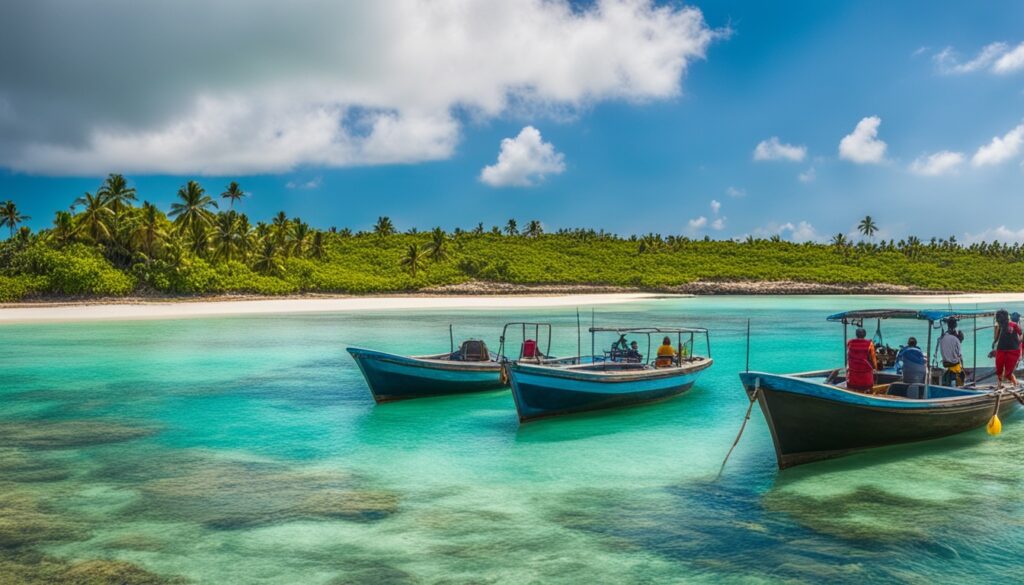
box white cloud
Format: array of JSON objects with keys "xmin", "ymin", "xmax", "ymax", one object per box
[
  {"xmin": 753, "ymin": 137, "xmax": 806, "ymax": 162},
  {"xmin": 753, "ymin": 221, "xmax": 822, "ymax": 242},
  {"xmin": 286, "ymin": 176, "xmax": 323, "ymax": 190},
  {"xmin": 725, "ymin": 186, "xmax": 745, "ymax": 198},
  {"xmin": 839, "ymin": 116, "xmax": 887, "ymax": 164},
  {"xmin": 798, "ymin": 167, "xmax": 816, "ymax": 183},
  {"xmin": 689, "ymin": 199, "xmax": 724, "ymax": 233},
  {"xmin": 994, "ymin": 42, "xmax": 1024, "ymax": 74},
  {"xmin": 909, "ymin": 150, "xmax": 965, "ymax": 176},
  {"xmin": 0, "ymin": 0, "xmax": 719, "ymax": 175},
  {"xmin": 963, "ymin": 226, "xmax": 1024, "ymax": 244},
  {"xmin": 480, "ymin": 126, "xmax": 565, "ymax": 187},
  {"xmin": 933, "ymin": 41, "xmax": 1024, "ymax": 75},
  {"xmin": 934, "ymin": 43, "xmax": 1009, "ymax": 74},
  {"xmin": 972, "ymin": 124, "xmax": 1024, "ymax": 167}
]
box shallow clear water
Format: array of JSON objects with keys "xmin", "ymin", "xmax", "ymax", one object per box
[{"xmin": 2, "ymin": 296, "xmax": 1022, "ymax": 584}]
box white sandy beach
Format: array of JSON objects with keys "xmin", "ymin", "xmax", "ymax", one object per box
[
  {"xmin": 0, "ymin": 293, "xmax": 666, "ymax": 324},
  {"xmin": 3, "ymin": 291, "xmax": 1024, "ymax": 324}
]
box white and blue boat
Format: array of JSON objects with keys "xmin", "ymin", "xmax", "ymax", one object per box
[
  {"xmin": 348, "ymin": 322, "xmax": 552, "ymax": 403},
  {"xmin": 738, "ymin": 309, "xmax": 1024, "ymax": 470},
  {"xmin": 508, "ymin": 326, "xmax": 713, "ymax": 422}
]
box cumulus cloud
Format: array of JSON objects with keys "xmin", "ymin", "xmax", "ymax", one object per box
[
  {"xmin": 972, "ymin": 124, "xmax": 1024, "ymax": 167},
  {"xmin": 839, "ymin": 116, "xmax": 887, "ymax": 164},
  {"xmin": 688, "ymin": 199, "xmax": 724, "ymax": 233},
  {"xmin": 753, "ymin": 221, "xmax": 822, "ymax": 242},
  {"xmin": 480, "ymin": 126, "xmax": 565, "ymax": 187},
  {"xmin": 0, "ymin": 0, "xmax": 719, "ymax": 175},
  {"xmin": 687, "ymin": 216, "xmax": 708, "ymax": 230},
  {"xmin": 963, "ymin": 226, "xmax": 1024, "ymax": 244},
  {"xmin": 934, "ymin": 41, "xmax": 1024, "ymax": 75},
  {"xmin": 798, "ymin": 167, "xmax": 816, "ymax": 183},
  {"xmin": 753, "ymin": 137, "xmax": 806, "ymax": 162},
  {"xmin": 994, "ymin": 42, "xmax": 1024, "ymax": 74},
  {"xmin": 909, "ymin": 150, "xmax": 965, "ymax": 176}
]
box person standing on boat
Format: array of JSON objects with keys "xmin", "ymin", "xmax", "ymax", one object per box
[
  {"xmin": 845, "ymin": 328, "xmax": 877, "ymax": 391},
  {"xmin": 896, "ymin": 337, "xmax": 926, "ymax": 384},
  {"xmin": 938, "ymin": 318, "xmax": 965, "ymax": 386},
  {"xmin": 992, "ymin": 309, "xmax": 1022, "ymax": 389},
  {"xmin": 655, "ymin": 336, "xmax": 677, "ymax": 367}
]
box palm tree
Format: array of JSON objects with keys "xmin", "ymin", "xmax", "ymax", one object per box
[
  {"xmin": 133, "ymin": 202, "xmax": 167, "ymax": 261},
  {"xmin": 400, "ymin": 244, "xmax": 427, "ymax": 277},
  {"xmin": 0, "ymin": 200, "xmax": 30, "ymax": 239},
  {"xmin": 857, "ymin": 215, "xmax": 878, "ymax": 240},
  {"xmin": 504, "ymin": 218, "xmax": 518, "ymax": 236},
  {"xmin": 50, "ymin": 210, "xmax": 77, "ymax": 245},
  {"xmin": 374, "ymin": 216, "xmax": 396, "ymax": 237},
  {"xmin": 290, "ymin": 221, "xmax": 311, "ymax": 257},
  {"xmin": 73, "ymin": 192, "xmax": 113, "ymax": 243},
  {"xmin": 270, "ymin": 211, "xmax": 290, "ymax": 247},
  {"xmin": 188, "ymin": 222, "xmax": 210, "ymax": 257},
  {"xmin": 525, "ymin": 220, "xmax": 543, "ymax": 238},
  {"xmin": 426, "ymin": 227, "xmax": 448, "ymax": 262},
  {"xmin": 97, "ymin": 173, "xmax": 137, "ymax": 213},
  {"xmin": 831, "ymin": 233, "xmax": 848, "ymax": 249},
  {"xmin": 220, "ymin": 181, "xmax": 247, "ymax": 208},
  {"xmin": 309, "ymin": 231, "xmax": 326, "ymax": 260},
  {"xmin": 211, "ymin": 211, "xmax": 245, "ymax": 263},
  {"xmin": 169, "ymin": 181, "xmax": 217, "ymax": 234},
  {"xmin": 253, "ymin": 240, "xmax": 284, "ymax": 275}
]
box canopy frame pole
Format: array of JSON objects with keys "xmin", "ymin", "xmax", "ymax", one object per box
[
  {"xmin": 972, "ymin": 316, "xmax": 978, "ymax": 387},
  {"xmin": 449, "ymin": 324, "xmax": 454, "ymax": 354},
  {"xmin": 925, "ymin": 320, "xmax": 933, "ymax": 394},
  {"xmin": 576, "ymin": 308, "xmax": 581, "ymax": 364}
]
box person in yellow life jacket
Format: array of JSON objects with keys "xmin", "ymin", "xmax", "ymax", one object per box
[{"xmin": 655, "ymin": 336, "xmax": 677, "ymax": 367}]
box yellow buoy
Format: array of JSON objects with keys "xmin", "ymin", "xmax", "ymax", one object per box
[{"xmin": 987, "ymin": 414, "xmax": 1002, "ymax": 436}]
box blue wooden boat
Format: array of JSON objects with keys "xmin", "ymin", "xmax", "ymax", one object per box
[
  {"xmin": 739, "ymin": 309, "xmax": 1024, "ymax": 469},
  {"xmin": 347, "ymin": 323, "xmax": 551, "ymax": 403},
  {"xmin": 508, "ymin": 326, "xmax": 713, "ymax": 422}
]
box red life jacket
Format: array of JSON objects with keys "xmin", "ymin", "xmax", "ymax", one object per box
[
  {"xmin": 847, "ymin": 338, "xmax": 875, "ymax": 374},
  {"xmin": 846, "ymin": 338, "xmax": 876, "ymax": 390}
]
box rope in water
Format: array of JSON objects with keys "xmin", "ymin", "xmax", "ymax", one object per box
[{"xmin": 717, "ymin": 380, "xmax": 759, "ymax": 480}]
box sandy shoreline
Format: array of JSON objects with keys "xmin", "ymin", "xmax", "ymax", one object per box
[
  {"xmin": 3, "ymin": 289, "xmax": 1024, "ymax": 324},
  {"xmin": 0, "ymin": 293, "xmax": 667, "ymax": 324}
]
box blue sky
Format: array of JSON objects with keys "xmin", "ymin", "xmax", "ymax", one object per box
[{"xmin": 1, "ymin": 0, "xmax": 1022, "ymax": 242}]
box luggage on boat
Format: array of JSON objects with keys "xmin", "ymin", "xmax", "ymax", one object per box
[{"xmin": 458, "ymin": 339, "xmax": 490, "ymax": 361}]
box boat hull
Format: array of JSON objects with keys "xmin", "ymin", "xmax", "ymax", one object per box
[
  {"xmin": 739, "ymin": 371, "xmax": 1021, "ymax": 469},
  {"xmin": 510, "ymin": 359, "xmax": 712, "ymax": 422},
  {"xmin": 347, "ymin": 347, "xmax": 505, "ymax": 403}
]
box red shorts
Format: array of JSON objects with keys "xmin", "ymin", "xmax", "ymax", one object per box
[{"xmin": 996, "ymin": 349, "xmax": 1021, "ymax": 379}]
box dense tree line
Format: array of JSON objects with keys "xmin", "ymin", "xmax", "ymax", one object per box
[{"xmin": 2, "ymin": 175, "xmax": 1024, "ymax": 301}]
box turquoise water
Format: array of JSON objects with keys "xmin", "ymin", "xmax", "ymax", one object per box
[{"xmin": 2, "ymin": 296, "xmax": 1023, "ymax": 584}]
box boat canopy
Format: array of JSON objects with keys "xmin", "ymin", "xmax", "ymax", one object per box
[
  {"xmin": 827, "ymin": 308, "xmax": 998, "ymax": 323},
  {"xmin": 588, "ymin": 326, "xmax": 709, "ymax": 334}
]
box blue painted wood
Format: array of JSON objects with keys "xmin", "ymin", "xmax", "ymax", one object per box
[
  {"xmin": 347, "ymin": 347, "xmax": 505, "ymax": 403},
  {"xmin": 738, "ymin": 371, "xmax": 1021, "ymax": 469},
  {"xmin": 509, "ymin": 359, "xmax": 711, "ymax": 422}
]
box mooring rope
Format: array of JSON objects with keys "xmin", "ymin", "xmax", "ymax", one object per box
[{"xmin": 717, "ymin": 378, "xmax": 759, "ymax": 480}]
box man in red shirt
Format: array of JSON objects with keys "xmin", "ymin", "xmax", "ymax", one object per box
[{"xmin": 846, "ymin": 327, "xmax": 878, "ymax": 391}]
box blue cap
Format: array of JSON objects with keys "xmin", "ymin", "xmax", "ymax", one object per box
[{"xmin": 1013, "ymin": 312, "xmax": 1021, "ymax": 322}]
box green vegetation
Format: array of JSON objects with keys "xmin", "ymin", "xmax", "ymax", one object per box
[{"xmin": 2, "ymin": 175, "xmax": 1024, "ymax": 301}]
